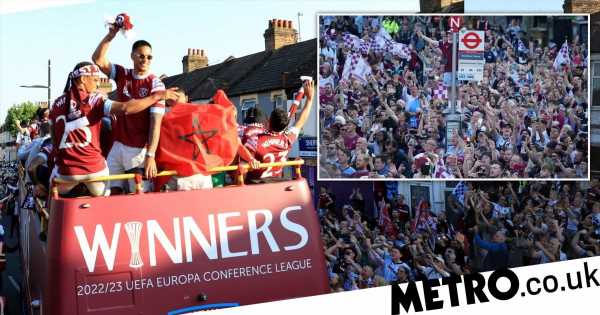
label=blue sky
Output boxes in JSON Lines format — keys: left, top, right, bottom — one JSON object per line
{"left": 0, "top": 0, "right": 420, "bottom": 122}
{"left": 466, "top": 0, "right": 565, "bottom": 12}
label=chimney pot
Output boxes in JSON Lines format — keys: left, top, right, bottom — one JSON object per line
{"left": 188, "top": 48, "right": 191, "bottom": 55}
{"left": 288, "top": 20, "right": 292, "bottom": 28}
{"left": 201, "top": 49, "right": 204, "bottom": 56}
{"left": 277, "top": 19, "right": 281, "bottom": 27}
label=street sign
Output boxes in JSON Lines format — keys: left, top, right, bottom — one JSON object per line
{"left": 457, "top": 29, "right": 485, "bottom": 82}
{"left": 449, "top": 16, "right": 463, "bottom": 33}
{"left": 458, "top": 30, "right": 484, "bottom": 52}
{"left": 299, "top": 136, "right": 317, "bottom": 157}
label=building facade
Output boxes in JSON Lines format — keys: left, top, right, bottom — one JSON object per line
{"left": 564, "top": 0, "right": 600, "bottom": 13}
{"left": 0, "top": 130, "right": 16, "bottom": 161}
{"left": 162, "top": 18, "right": 317, "bottom": 183}
{"left": 565, "top": 2, "right": 600, "bottom": 173}
{"left": 420, "top": 0, "right": 464, "bottom": 12}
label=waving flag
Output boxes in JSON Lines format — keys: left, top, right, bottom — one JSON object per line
{"left": 105, "top": 13, "right": 135, "bottom": 39}
{"left": 376, "top": 199, "right": 397, "bottom": 237}
{"left": 343, "top": 33, "right": 363, "bottom": 52}
{"left": 288, "top": 76, "right": 312, "bottom": 119}
{"left": 374, "top": 27, "right": 411, "bottom": 60}
{"left": 553, "top": 40, "right": 570, "bottom": 70}
{"left": 452, "top": 181, "right": 466, "bottom": 206}
{"left": 432, "top": 82, "right": 447, "bottom": 100}
{"left": 342, "top": 52, "right": 372, "bottom": 84}
{"left": 412, "top": 199, "right": 435, "bottom": 233}
{"left": 157, "top": 90, "right": 240, "bottom": 177}
{"left": 434, "top": 157, "right": 453, "bottom": 179}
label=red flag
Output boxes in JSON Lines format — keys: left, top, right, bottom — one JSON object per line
{"left": 287, "top": 86, "right": 304, "bottom": 119}
{"left": 157, "top": 90, "right": 240, "bottom": 177}
{"left": 411, "top": 199, "right": 431, "bottom": 232}
{"left": 377, "top": 199, "right": 397, "bottom": 237}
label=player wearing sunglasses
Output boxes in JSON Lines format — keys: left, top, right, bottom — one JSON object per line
{"left": 92, "top": 24, "right": 166, "bottom": 193}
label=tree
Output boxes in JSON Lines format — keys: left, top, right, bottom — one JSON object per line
{"left": 4, "top": 101, "right": 39, "bottom": 136}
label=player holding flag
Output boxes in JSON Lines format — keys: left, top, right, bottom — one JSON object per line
{"left": 92, "top": 13, "right": 165, "bottom": 193}
{"left": 245, "top": 78, "right": 314, "bottom": 181}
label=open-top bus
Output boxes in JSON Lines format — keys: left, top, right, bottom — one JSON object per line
{"left": 18, "top": 160, "right": 328, "bottom": 314}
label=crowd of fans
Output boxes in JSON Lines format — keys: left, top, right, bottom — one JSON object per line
{"left": 319, "top": 180, "right": 600, "bottom": 291}
{"left": 319, "top": 16, "right": 589, "bottom": 179}
{"left": 0, "top": 160, "right": 18, "bottom": 312}
{"left": 0, "top": 161, "right": 18, "bottom": 240}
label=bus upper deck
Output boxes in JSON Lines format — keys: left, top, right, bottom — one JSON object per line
{"left": 18, "top": 160, "right": 328, "bottom": 315}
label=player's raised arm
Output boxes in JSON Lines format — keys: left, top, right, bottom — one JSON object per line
{"left": 292, "top": 79, "right": 314, "bottom": 131}
{"left": 92, "top": 26, "right": 119, "bottom": 76}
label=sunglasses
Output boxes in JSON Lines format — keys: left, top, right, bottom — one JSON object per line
{"left": 135, "top": 53, "right": 153, "bottom": 60}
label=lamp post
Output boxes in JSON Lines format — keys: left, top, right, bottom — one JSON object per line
{"left": 297, "top": 12, "right": 303, "bottom": 42}
{"left": 19, "top": 59, "right": 51, "bottom": 107}
{"left": 446, "top": 32, "right": 461, "bottom": 152}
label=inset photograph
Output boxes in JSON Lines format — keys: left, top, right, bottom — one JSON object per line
{"left": 318, "top": 180, "right": 600, "bottom": 291}
{"left": 318, "top": 15, "right": 589, "bottom": 179}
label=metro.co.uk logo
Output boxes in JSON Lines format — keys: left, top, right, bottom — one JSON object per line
{"left": 391, "top": 261, "right": 600, "bottom": 314}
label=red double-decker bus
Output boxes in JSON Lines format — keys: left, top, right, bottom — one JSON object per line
{"left": 18, "top": 161, "right": 328, "bottom": 314}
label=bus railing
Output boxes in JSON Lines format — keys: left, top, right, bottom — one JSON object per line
{"left": 16, "top": 160, "right": 306, "bottom": 240}
{"left": 50, "top": 159, "right": 304, "bottom": 199}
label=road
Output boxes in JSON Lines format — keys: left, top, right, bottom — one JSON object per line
{"left": 2, "top": 214, "right": 23, "bottom": 315}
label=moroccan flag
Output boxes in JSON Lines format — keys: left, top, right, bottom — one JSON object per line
{"left": 157, "top": 90, "right": 240, "bottom": 177}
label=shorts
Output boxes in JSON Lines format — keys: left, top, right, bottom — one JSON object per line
{"left": 51, "top": 165, "right": 110, "bottom": 197}
{"left": 166, "top": 173, "right": 213, "bottom": 191}
{"left": 106, "top": 141, "right": 149, "bottom": 192}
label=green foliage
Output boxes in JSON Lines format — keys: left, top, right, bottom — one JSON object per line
{"left": 4, "top": 101, "right": 39, "bottom": 136}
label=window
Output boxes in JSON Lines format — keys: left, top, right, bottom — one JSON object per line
{"left": 578, "top": 24, "right": 588, "bottom": 46}
{"left": 533, "top": 16, "right": 547, "bottom": 28}
{"left": 273, "top": 94, "right": 284, "bottom": 109}
{"left": 241, "top": 98, "right": 257, "bottom": 121}
{"left": 271, "top": 91, "right": 286, "bottom": 110}
{"left": 593, "top": 61, "right": 600, "bottom": 107}
{"left": 409, "top": 185, "right": 431, "bottom": 213}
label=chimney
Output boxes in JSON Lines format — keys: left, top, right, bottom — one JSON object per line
{"left": 563, "top": 0, "right": 597, "bottom": 13}
{"left": 419, "top": 0, "right": 442, "bottom": 12}
{"left": 263, "top": 18, "right": 298, "bottom": 51}
{"left": 182, "top": 48, "right": 209, "bottom": 73}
